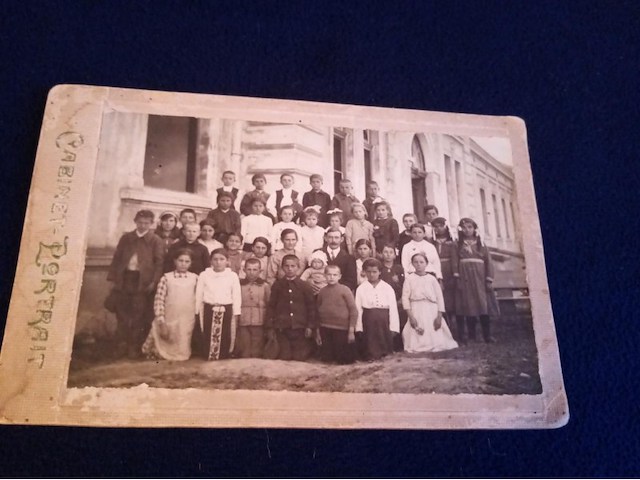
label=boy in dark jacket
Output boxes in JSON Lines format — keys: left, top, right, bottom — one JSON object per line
{"left": 107, "top": 210, "right": 164, "bottom": 358}
{"left": 265, "top": 255, "right": 316, "bottom": 361}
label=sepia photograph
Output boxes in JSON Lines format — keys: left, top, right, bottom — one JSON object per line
{"left": 0, "top": 85, "right": 566, "bottom": 428}
{"left": 69, "top": 111, "right": 539, "bottom": 396}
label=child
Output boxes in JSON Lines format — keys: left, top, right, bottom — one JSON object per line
{"left": 216, "top": 170, "right": 239, "bottom": 210}
{"left": 355, "top": 258, "right": 399, "bottom": 360}
{"left": 271, "top": 205, "right": 302, "bottom": 252}
{"left": 354, "top": 238, "right": 374, "bottom": 286}
{"left": 142, "top": 249, "right": 198, "bottom": 361}
{"left": 300, "top": 250, "right": 329, "bottom": 294}
{"left": 379, "top": 244, "right": 405, "bottom": 351}
{"left": 330, "top": 179, "right": 360, "bottom": 225}
{"left": 362, "top": 180, "right": 386, "bottom": 221}
{"left": 401, "top": 224, "right": 442, "bottom": 280}
{"left": 398, "top": 213, "right": 418, "bottom": 260}
{"left": 372, "top": 201, "right": 399, "bottom": 256}
{"left": 299, "top": 207, "right": 325, "bottom": 259}
{"left": 179, "top": 208, "right": 198, "bottom": 229}
{"left": 423, "top": 204, "right": 439, "bottom": 241}
{"left": 195, "top": 249, "right": 241, "bottom": 360}
{"left": 198, "top": 219, "right": 224, "bottom": 255}
{"left": 239, "top": 173, "right": 275, "bottom": 222}
{"left": 265, "top": 255, "right": 317, "bottom": 361}
{"left": 236, "top": 258, "right": 271, "bottom": 358}
{"left": 454, "top": 218, "right": 499, "bottom": 344}
{"left": 320, "top": 228, "right": 357, "bottom": 292}
{"left": 225, "top": 233, "right": 249, "bottom": 275}
{"left": 268, "top": 173, "right": 303, "bottom": 223}
{"left": 239, "top": 237, "right": 270, "bottom": 281}
{"left": 266, "top": 229, "right": 306, "bottom": 284}
{"left": 241, "top": 197, "right": 273, "bottom": 252}
{"left": 402, "top": 253, "right": 458, "bottom": 353}
{"left": 316, "top": 265, "right": 358, "bottom": 364}
{"left": 206, "top": 191, "right": 241, "bottom": 245}
{"left": 302, "top": 173, "right": 332, "bottom": 228}
{"left": 345, "top": 203, "right": 376, "bottom": 256}
{"left": 164, "top": 223, "right": 210, "bottom": 275}
{"left": 107, "top": 210, "right": 164, "bottom": 358}
{"left": 431, "top": 217, "right": 458, "bottom": 337}
{"left": 325, "top": 209, "right": 346, "bottom": 236}
{"left": 154, "top": 211, "right": 181, "bottom": 255}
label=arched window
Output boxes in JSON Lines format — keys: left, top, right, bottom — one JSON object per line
{"left": 411, "top": 135, "right": 426, "bottom": 173}
{"left": 410, "top": 135, "right": 427, "bottom": 222}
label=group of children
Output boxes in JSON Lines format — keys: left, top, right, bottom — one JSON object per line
{"left": 107, "top": 170, "right": 499, "bottom": 364}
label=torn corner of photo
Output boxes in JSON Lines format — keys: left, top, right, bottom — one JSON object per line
{"left": 0, "top": 84, "right": 568, "bottom": 429}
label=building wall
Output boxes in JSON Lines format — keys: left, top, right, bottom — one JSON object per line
{"left": 75, "top": 114, "right": 526, "bottom": 337}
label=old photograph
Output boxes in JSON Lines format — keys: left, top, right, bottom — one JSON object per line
{"left": 0, "top": 86, "right": 567, "bottom": 428}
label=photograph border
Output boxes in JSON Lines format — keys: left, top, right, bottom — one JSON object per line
{"left": 0, "top": 85, "right": 568, "bottom": 429}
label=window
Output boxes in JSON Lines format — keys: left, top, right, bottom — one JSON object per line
{"left": 444, "top": 155, "right": 459, "bottom": 222}
{"left": 333, "top": 133, "right": 345, "bottom": 193}
{"left": 479, "top": 188, "right": 489, "bottom": 237}
{"left": 364, "top": 148, "right": 372, "bottom": 187}
{"left": 411, "top": 136, "right": 426, "bottom": 172}
{"left": 455, "top": 160, "right": 463, "bottom": 220}
{"left": 143, "top": 115, "right": 197, "bottom": 193}
{"left": 363, "top": 129, "right": 376, "bottom": 191}
{"left": 502, "top": 198, "right": 511, "bottom": 238}
{"left": 510, "top": 201, "right": 517, "bottom": 236}
{"left": 411, "top": 135, "right": 427, "bottom": 223}
{"left": 492, "top": 193, "right": 502, "bottom": 238}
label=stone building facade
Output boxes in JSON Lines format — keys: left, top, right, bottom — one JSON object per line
{"left": 76, "top": 112, "right": 528, "bottom": 337}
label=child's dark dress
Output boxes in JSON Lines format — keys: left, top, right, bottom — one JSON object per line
{"left": 381, "top": 263, "right": 406, "bottom": 351}
{"left": 372, "top": 217, "right": 400, "bottom": 254}
{"left": 434, "top": 237, "right": 458, "bottom": 315}
{"left": 454, "top": 240, "right": 499, "bottom": 317}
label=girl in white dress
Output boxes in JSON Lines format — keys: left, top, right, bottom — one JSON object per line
{"left": 402, "top": 253, "right": 458, "bottom": 353}
{"left": 142, "top": 249, "right": 198, "bottom": 361}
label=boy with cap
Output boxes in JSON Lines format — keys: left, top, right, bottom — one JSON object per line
{"left": 154, "top": 211, "right": 181, "bottom": 255}
{"left": 107, "top": 210, "right": 164, "bottom": 358}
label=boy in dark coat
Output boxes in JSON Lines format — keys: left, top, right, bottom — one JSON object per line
{"left": 302, "top": 173, "right": 332, "bottom": 228}
{"left": 107, "top": 210, "right": 164, "bottom": 358}
{"left": 265, "top": 255, "right": 317, "bottom": 361}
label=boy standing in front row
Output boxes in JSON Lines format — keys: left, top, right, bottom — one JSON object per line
{"left": 265, "top": 255, "right": 317, "bottom": 361}
{"left": 316, "top": 265, "right": 358, "bottom": 364}
{"left": 107, "top": 210, "right": 164, "bottom": 358}
{"left": 236, "top": 258, "right": 271, "bottom": 358}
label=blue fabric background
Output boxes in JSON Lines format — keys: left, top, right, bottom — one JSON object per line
{"left": 0, "top": 1, "right": 638, "bottom": 476}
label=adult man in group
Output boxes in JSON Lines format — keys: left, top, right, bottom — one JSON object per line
{"left": 317, "top": 228, "right": 357, "bottom": 292}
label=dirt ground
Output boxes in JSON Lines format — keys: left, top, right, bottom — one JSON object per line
{"left": 68, "top": 315, "right": 542, "bottom": 395}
